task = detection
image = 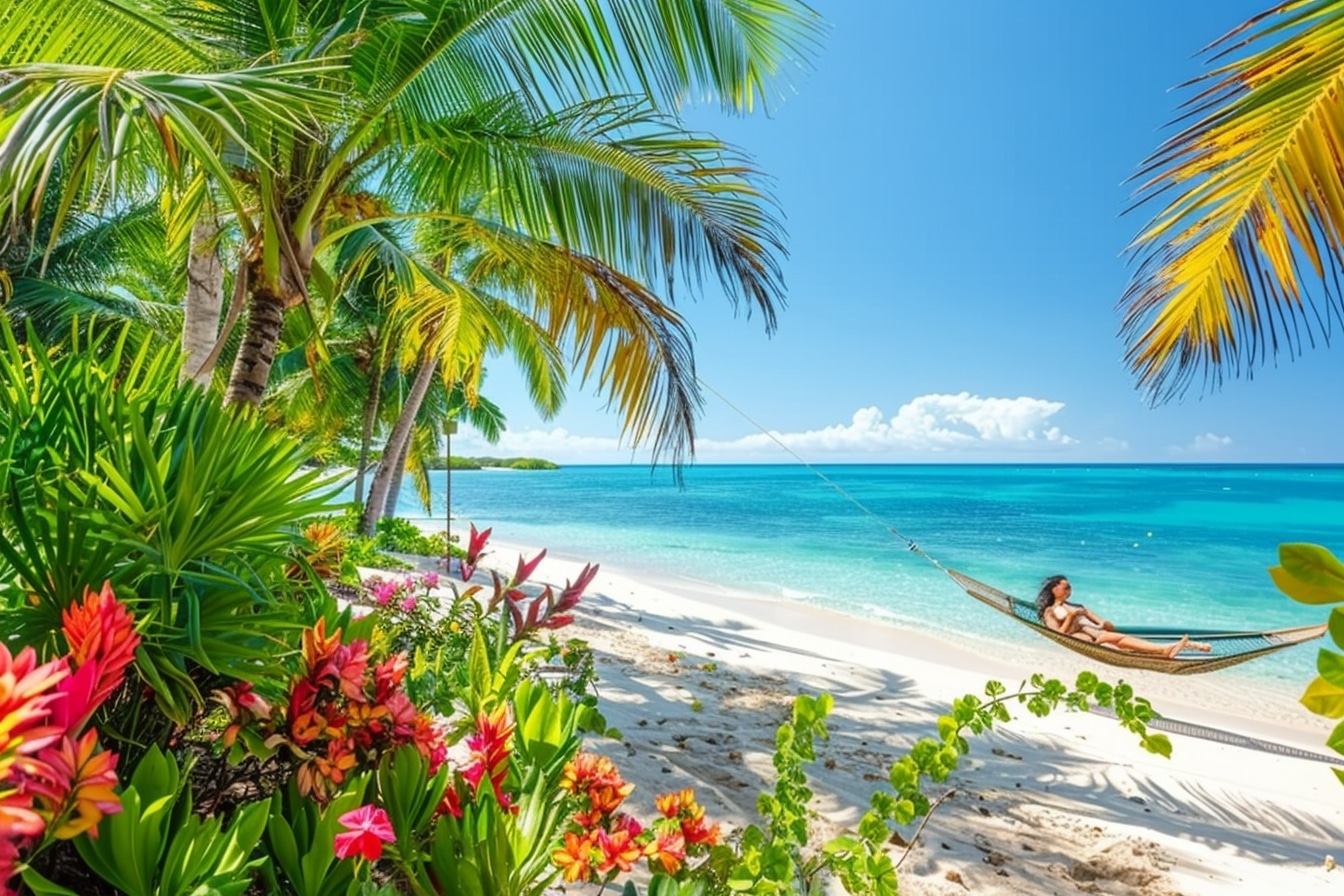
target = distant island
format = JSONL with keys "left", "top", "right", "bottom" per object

{"left": 427, "top": 456, "right": 559, "bottom": 471}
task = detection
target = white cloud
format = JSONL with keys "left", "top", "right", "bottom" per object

{"left": 1168, "top": 432, "right": 1233, "bottom": 456}
{"left": 454, "top": 392, "right": 1080, "bottom": 463}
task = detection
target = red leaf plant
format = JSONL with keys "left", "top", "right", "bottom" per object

{"left": 0, "top": 583, "right": 140, "bottom": 893}
{"left": 552, "top": 752, "right": 719, "bottom": 886}
{"left": 457, "top": 524, "right": 492, "bottom": 582}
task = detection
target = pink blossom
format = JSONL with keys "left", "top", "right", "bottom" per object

{"left": 333, "top": 804, "right": 396, "bottom": 862}
{"left": 371, "top": 581, "right": 398, "bottom": 607}
{"left": 400, "top": 597, "right": 417, "bottom": 613}
{"left": 419, "top": 572, "right": 439, "bottom": 590}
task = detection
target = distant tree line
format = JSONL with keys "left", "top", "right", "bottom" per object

{"left": 428, "top": 456, "right": 560, "bottom": 471}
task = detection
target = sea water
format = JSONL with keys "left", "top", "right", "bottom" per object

{"left": 383, "top": 464, "right": 1344, "bottom": 691}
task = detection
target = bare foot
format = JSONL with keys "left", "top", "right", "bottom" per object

{"left": 1164, "top": 635, "right": 1191, "bottom": 659}
{"left": 1165, "top": 635, "right": 1212, "bottom": 658}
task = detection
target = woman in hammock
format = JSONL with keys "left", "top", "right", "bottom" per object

{"left": 1035, "top": 575, "right": 1211, "bottom": 659}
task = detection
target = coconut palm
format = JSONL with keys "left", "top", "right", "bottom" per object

{"left": 1122, "top": 0, "right": 1344, "bottom": 400}
{"left": 0, "top": 0, "right": 820, "bottom": 469}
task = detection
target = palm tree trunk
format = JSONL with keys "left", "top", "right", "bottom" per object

{"left": 180, "top": 217, "right": 224, "bottom": 388}
{"left": 353, "top": 363, "right": 383, "bottom": 506}
{"left": 224, "top": 287, "right": 286, "bottom": 407}
{"left": 362, "top": 354, "right": 438, "bottom": 535}
{"left": 382, "top": 429, "right": 414, "bottom": 522}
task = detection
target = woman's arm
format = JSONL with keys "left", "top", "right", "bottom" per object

{"left": 1079, "top": 606, "right": 1115, "bottom": 631}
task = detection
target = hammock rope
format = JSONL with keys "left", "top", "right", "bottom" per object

{"left": 697, "top": 379, "right": 1327, "bottom": 674}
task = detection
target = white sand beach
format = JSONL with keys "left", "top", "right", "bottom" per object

{"left": 449, "top": 535, "right": 1344, "bottom": 895}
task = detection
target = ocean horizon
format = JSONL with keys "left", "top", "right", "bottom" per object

{"left": 376, "top": 462, "right": 1344, "bottom": 694}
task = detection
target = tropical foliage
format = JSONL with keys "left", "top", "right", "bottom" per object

{"left": 1271, "top": 543, "right": 1344, "bottom": 777}
{"left": 0, "top": 0, "right": 821, "bottom": 480}
{"left": 1123, "top": 0, "right": 1344, "bottom": 400}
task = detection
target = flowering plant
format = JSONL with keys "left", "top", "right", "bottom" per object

{"left": 551, "top": 754, "right": 720, "bottom": 887}
{"left": 214, "top": 617, "right": 445, "bottom": 803}
{"left": 1, "top": 583, "right": 138, "bottom": 892}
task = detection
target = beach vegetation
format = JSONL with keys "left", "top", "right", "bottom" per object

{"left": 1271, "top": 542, "right": 1344, "bottom": 780}
{"left": 0, "top": 0, "right": 819, "bottom": 483}
{"left": 1122, "top": 2, "right": 1344, "bottom": 401}
{"left": 593, "top": 673, "right": 1167, "bottom": 896}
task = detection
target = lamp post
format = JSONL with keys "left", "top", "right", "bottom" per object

{"left": 444, "top": 419, "right": 457, "bottom": 571}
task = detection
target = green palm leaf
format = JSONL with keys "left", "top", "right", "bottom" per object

{"left": 1122, "top": 0, "right": 1344, "bottom": 399}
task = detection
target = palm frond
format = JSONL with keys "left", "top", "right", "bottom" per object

{"left": 394, "top": 96, "right": 786, "bottom": 327}
{"left": 348, "top": 0, "right": 819, "bottom": 130}
{"left": 1122, "top": 0, "right": 1344, "bottom": 400}
{"left": 0, "top": 0, "right": 212, "bottom": 69}
{"left": 0, "top": 61, "right": 343, "bottom": 253}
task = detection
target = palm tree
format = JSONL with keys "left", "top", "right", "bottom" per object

{"left": 0, "top": 0, "right": 820, "bottom": 468}
{"left": 1122, "top": 1, "right": 1344, "bottom": 400}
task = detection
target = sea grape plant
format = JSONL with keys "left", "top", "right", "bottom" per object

{"left": 615, "top": 673, "right": 1168, "bottom": 896}
{"left": 1270, "top": 542, "right": 1344, "bottom": 778}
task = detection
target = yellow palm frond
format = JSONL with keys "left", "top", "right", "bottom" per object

{"left": 1122, "top": 0, "right": 1344, "bottom": 400}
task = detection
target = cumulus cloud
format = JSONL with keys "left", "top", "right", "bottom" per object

{"left": 1169, "top": 432, "right": 1232, "bottom": 456}
{"left": 453, "top": 392, "right": 1080, "bottom": 463}
{"left": 699, "top": 393, "right": 1076, "bottom": 459}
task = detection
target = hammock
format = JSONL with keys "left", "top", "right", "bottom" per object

{"left": 696, "top": 380, "right": 1329, "bottom": 675}
{"left": 947, "top": 569, "right": 1327, "bottom": 675}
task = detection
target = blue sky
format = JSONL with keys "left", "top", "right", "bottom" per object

{"left": 457, "top": 1, "right": 1344, "bottom": 465}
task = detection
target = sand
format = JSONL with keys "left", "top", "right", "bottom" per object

{"left": 418, "top": 536, "right": 1344, "bottom": 895}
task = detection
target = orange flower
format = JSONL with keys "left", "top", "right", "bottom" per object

{"left": 646, "top": 824, "right": 687, "bottom": 874}
{"left": 679, "top": 811, "right": 720, "bottom": 848}
{"left": 594, "top": 826, "right": 643, "bottom": 874}
{"left": 654, "top": 787, "right": 695, "bottom": 819}
{"left": 33, "top": 730, "right": 122, "bottom": 839}
{"left": 60, "top": 582, "right": 140, "bottom": 715}
{"left": 552, "top": 831, "right": 596, "bottom": 883}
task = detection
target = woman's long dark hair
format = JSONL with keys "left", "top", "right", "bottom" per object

{"left": 1035, "top": 575, "right": 1067, "bottom": 620}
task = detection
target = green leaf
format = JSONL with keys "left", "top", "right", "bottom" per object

{"left": 1327, "top": 720, "right": 1344, "bottom": 756}
{"left": 1301, "top": 675, "right": 1344, "bottom": 718}
{"left": 1329, "top": 608, "right": 1344, "bottom": 651}
{"left": 19, "top": 867, "right": 83, "bottom": 896}
{"left": 1319, "top": 650, "right": 1344, "bottom": 689}
{"left": 1272, "top": 544, "right": 1344, "bottom": 604}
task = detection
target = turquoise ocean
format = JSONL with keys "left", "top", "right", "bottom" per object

{"left": 387, "top": 464, "right": 1344, "bottom": 692}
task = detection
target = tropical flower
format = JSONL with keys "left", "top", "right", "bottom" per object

{"left": 646, "top": 824, "right": 688, "bottom": 874}
{"left": 459, "top": 524, "right": 492, "bottom": 581}
{"left": 462, "top": 704, "right": 515, "bottom": 808}
{"left": 552, "top": 830, "right": 596, "bottom": 883}
{"left": 333, "top": 804, "right": 396, "bottom": 862}
{"left": 37, "top": 730, "right": 121, "bottom": 839}
{"left": 594, "top": 825, "right": 644, "bottom": 874}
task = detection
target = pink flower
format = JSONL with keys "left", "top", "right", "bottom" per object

{"left": 333, "top": 804, "right": 396, "bottom": 862}
{"left": 400, "top": 597, "right": 417, "bottom": 614}
{"left": 419, "top": 572, "right": 439, "bottom": 590}
{"left": 371, "top": 581, "right": 398, "bottom": 607}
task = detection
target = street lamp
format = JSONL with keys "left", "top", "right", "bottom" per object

{"left": 444, "top": 419, "right": 457, "bottom": 572}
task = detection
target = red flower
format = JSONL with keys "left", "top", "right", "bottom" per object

{"left": 594, "top": 826, "right": 643, "bottom": 874}
{"left": 333, "top": 804, "right": 396, "bottom": 862}
{"left": 462, "top": 704, "right": 514, "bottom": 805}
{"left": 459, "top": 524, "right": 492, "bottom": 581}
{"left": 54, "top": 583, "right": 140, "bottom": 733}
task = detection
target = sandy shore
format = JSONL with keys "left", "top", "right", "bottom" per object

{"left": 433, "top": 535, "right": 1344, "bottom": 895}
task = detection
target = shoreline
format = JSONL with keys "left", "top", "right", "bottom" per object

{"left": 428, "top": 529, "right": 1344, "bottom": 894}
{"left": 482, "top": 534, "right": 1333, "bottom": 753}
